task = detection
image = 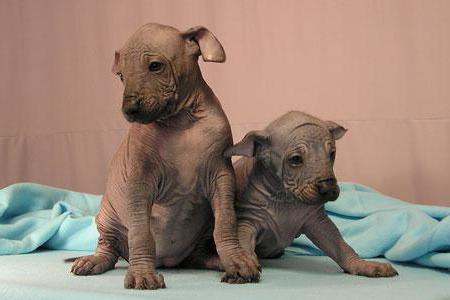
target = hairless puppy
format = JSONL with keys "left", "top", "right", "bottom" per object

{"left": 70, "top": 23, "right": 260, "bottom": 289}
{"left": 224, "top": 111, "right": 398, "bottom": 278}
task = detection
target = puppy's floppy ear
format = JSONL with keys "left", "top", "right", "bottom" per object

{"left": 181, "top": 26, "right": 226, "bottom": 63}
{"left": 111, "top": 51, "right": 120, "bottom": 74}
{"left": 325, "top": 120, "right": 347, "bottom": 140}
{"left": 224, "top": 130, "right": 270, "bottom": 158}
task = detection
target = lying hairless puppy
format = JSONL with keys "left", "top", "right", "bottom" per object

{"left": 70, "top": 23, "right": 260, "bottom": 289}
{"left": 224, "top": 111, "right": 398, "bottom": 278}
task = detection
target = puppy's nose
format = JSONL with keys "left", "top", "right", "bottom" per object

{"left": 315, "top": 178, "right": 339, "bottom": 201}
{"left": 123, "top": 98, "right": 141, "bottom": 115}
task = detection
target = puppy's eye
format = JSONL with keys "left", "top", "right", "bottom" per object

{"left": 330, "top": 150, "right": 336, "bottom": 161}
{"left": 149, "top": 61, "right": 163, "bottom": 72}
{"left": 116, "top": 72, "right": 123, "bottom": 82}
{"left": 289, "top": 155, "right": 303, "bottom": 166}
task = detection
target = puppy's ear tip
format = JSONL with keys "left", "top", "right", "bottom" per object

{"left": 202, "top": 52, "right": 226, "bottom": 63}
{"left": 112, "top": 50, "right": 121, "bottom": 73}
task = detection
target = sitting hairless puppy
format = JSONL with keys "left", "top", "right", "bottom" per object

{"left": 224, "top": 111, "right": 398, "bottom": 278}
{"left": 70, "top": 23, "right": 260, "bottom": 289}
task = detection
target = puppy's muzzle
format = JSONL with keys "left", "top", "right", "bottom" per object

{"left": 315, "top": 178, "right": 339, "bottom": 202}
{"left": 122, "top": 97, "right": 142, "bottom": 122}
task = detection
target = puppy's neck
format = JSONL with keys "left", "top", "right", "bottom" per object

{"left": 156, "top": 83, "right": 211, "bottom": 128}
{"left": 155, "top": 92, "right": 202, "bottom": 128}
{"left": 250, "top": 160, "right": 293, "bottom": 204}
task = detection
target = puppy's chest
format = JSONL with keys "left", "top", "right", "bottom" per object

{"left": 156, "top": 128, "right": 219, "bottom": 195}
{"left": 262, "top": 204, "right": 315, "bottom": 246}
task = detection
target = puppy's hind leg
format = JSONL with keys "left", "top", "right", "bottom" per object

{"left": 71, "top": 197, "right": 124, "bottom": 276}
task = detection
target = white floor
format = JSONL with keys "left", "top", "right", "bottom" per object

{"left": 0, "top": 250, "right": 448, "bottom": 300}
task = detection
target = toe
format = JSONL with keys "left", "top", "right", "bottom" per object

{"left": 142, "top": 275, "right": 157, "bottom": 290}
{"left": 251, "top": 273, "right": 260, "bottom": 282}
{"left": 156, "top": 273, "right": 166, "bottom": 288}
{"left": 124, "top": 275, "right": 135, "bottom": 289}
{"left": 91, "top": 263, "right": 108, "bottom": 274}
{"left": 384, "top": 264, "right": 399, "bottom": 277}
{"left": 134, "top": 275, "right": 146, "bottom": 289}
{"left": 235, "top": 277, "right": 247, "bottom": 284}
{"left": 73, "top": 259, "right": 92, "bottom": 275}
{"left": 221, "top": 273, "right": 235, "bottom": 284}
{"left": 72, "top": 262, "right": 85, "bottom": 275}
{"left": 226, "top": 276, "right": 238, "bottom": 284}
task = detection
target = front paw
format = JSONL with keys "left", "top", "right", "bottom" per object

{"left": 220, "top": 250, "right": 261, "bottom": 284}
{"left": 345, "top": 260, "right": 398, "bottom": 278}
{"left": 124, "top": 268, "right": 166, "bottom": 290}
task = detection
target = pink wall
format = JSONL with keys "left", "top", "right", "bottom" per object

{"left": 1, "top": 0, "right": 449, "bottom": 206}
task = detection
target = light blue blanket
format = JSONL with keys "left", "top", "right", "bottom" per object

{"left": 1, "top": 182, "right": 449, "bottom": 269}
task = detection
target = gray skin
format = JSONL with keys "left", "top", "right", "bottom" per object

{"left": 70, "top": 23, "right": 260, "bottom": 289}
{"left": 224, "top": 111, "right": 399, "bottom": 278}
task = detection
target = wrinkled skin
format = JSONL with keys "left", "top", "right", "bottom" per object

{"left": 224, "top": 111, "right": 399, "bottom": 278}
{"left": 71, "top": 23, "right": 260, "bottom": 289}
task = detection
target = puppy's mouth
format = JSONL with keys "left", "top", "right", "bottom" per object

{"left": 123, "top": 111, "right": 158, "bottom": 124}
{"left": 122, "top": 99, "right": 165, "bottom": 124}
{"left": 122, "top": 95, "right": 182, "bottom": 125}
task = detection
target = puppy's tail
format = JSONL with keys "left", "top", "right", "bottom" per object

{"left": 64, "top": 256, "right": 124, "bottom": 263}
{"left": 64, "top": 257, "right": 79, "bottom": 263}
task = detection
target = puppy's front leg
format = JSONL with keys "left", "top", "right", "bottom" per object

{"left": 124, "top": 180, "right": 166, "bottom": 290}
{"left": 211, "top": 163, "right": 261, "bottom": 284}
{"left": 303, "top": 207, "right": 398, "bottom": 278}
{"left": 238, "top": 222, "right": 258, "bottom": 259}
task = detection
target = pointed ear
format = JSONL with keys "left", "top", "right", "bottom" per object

{"left": 325, "top": 121, "right": 348, "bottom": 140}
{"left": 224, "top": 130, "right": 270, "bottom": 158}
{"left": 181, "top": 26, "right": 226, "bottom": 63}
{"left": 111, "top": 51, "right": 120, "bottom": 74}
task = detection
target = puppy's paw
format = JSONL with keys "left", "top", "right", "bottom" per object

{"left": 220, "top": 250, "right": 261, "bottom": 284}
{"left": 71, "top": 255, "right": 115, "bottom": 276}
{"left": 346, "top": 260, "right": 398, "bottom": 278}
{"left": 124, "top": 269, "right": 166, "bottom": 290}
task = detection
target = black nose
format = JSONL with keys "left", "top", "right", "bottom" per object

{"left": 123, "top": 98, "right": 141, "bottom": 115}
{"left": 315, "top": 178, "right": 339, "bottom": 201}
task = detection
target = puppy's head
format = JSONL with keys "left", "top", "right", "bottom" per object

{"left": 112, "top": 23, "right": 225, "bottom": 124}
{"left": 225, "top": 111, "right": 347, "bottom": 205}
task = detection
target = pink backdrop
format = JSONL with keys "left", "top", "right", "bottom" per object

{"left": 1, "top": 0, "right": 449, "bottom": 206}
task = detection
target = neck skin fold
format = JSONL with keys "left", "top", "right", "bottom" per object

{"left": 249, "top": 160, "right": 288, "bottom": 202}
{"left": 140, "top": 71, "right": 213, "bottom": 130}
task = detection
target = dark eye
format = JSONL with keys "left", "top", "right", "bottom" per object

{"left": 289, "top": 155, "right": 303, "bottom": 166}
{"left": 330, "top": 150, "right": 336, "bottom": 161}
{"left": 149, "top": 61, "right": 163, "bottom": 72}
{"left": 116, "top": 72, "right": 123, "bottom": 82}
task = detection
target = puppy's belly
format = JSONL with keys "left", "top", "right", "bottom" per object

{"left": 150, "top": 196, "right": 212, "bottom": 267}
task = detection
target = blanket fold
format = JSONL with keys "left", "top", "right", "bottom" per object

{"left": 1, "top": 182, "right": 449, "bottom": 269}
